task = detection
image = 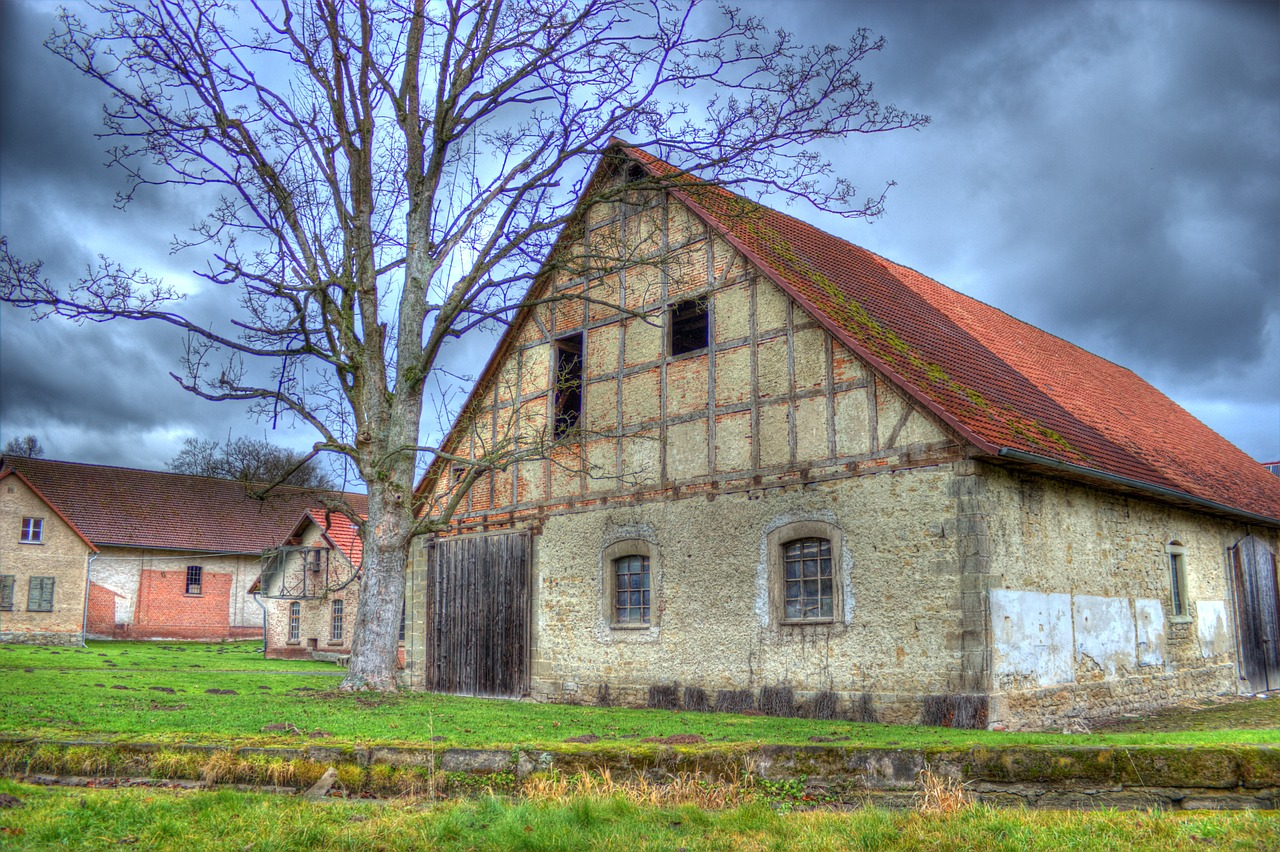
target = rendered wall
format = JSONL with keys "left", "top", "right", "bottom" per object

{"left": 980, "top": 464, "right": 1268, "bottom": 729}
{"left": 525, "top": 465, "right": 969, "bottom": 724}
{"left": 0, "top": 475, "right": 90, "bottom": 645}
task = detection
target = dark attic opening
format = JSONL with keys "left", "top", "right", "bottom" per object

{"left": 669, "top": 297, "right": 709, "bottom": 356}
{"left": 554, "top": 332, "right": 584, "bottom": 439}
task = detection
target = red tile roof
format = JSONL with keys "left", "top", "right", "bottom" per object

{"left": 301, "top": 509, "right": 364, "bottom": 567}
{"left": 0, "top": 467, "right": 98, "bottom": 552}
{"left": 619, "top": 143, "right": 1280, "bottom": 523}
{"left": 1, "top": 456, "right": 368, "bottom": 553}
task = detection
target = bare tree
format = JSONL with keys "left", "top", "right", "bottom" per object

{"left": 168, "top": 436, "right": 335, "bottom": 489}
{"left": 0, "top": 0, "right": 926, "bottom": 690}
{"left": 2, "top": 435, "right": 45, "bottom": 458}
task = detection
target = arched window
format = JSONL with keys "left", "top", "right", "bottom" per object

{"left": 602, "top": 538, "right": 658, "bottom": 629}
{"left": 782, "top": 537, "right": 834, "bottom": 621}
{"left": 767, "top": 520, "right": 845, "bottom": 625}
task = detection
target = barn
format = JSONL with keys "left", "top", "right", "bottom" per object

{"left": 405, "top": 143, "right": 1280, "bottom": 729}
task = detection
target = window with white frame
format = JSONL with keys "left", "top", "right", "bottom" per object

{"left": 767, "top": 520, "right": 844, "bottom": 625}
{"left": 20, "top": 517, "right": 43, "bottom": 543}
{"left": 1167, "top": 541, "right": 1190, "bottom": 619}
{"left": 331, "top": 598, "right": 344, "bottom": 642}
{"left": 288, "top": 601, "right": 301, "bottom": 642}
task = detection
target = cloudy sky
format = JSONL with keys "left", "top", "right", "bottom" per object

{"left": 1, "top": 0, "right": 1277, "bottom": 477}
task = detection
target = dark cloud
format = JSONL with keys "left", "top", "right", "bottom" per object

{"left": 2, "top": 0, "right": 1277, "bottom": 470}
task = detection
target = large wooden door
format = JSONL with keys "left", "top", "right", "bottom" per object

{"left": 1229, "top": 535, "right": 1280, "bottom": 693}
{"left": 423, "top": 531, "right": 532, "bottom": 698}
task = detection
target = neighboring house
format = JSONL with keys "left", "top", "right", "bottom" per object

{"left": 406, "top": 142, "right": 1280, "bottom": 729}
{"left": 0, "top": 456, "right": 367, "bottom": 642}
{"left": 1265, "top": 461, "right": 1280, "bottom": 477}
{"left": 0, "top": 467, "right": 98, "bottom": 644}
{"left": 256, "top": 510, "right": 363, "bottom": 660}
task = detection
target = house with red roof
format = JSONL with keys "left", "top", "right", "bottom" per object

{"left": 408, "top": 143, "right": 1280, "bottom": 729}
{"left": 0, "top": 467, "right": 98, "bottom": 644}
{"left": 256, "top": 510, "right": 365, "bottom": 660}
{"left": 0, "top": 456, "right": 367, "bottom": 643}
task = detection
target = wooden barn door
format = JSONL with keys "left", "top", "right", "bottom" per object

{"left": 1229, "top": 536, "right": 1280, "bottom": 693}
{"left": 423, "top": 531, "right": 532, "bottom": 698}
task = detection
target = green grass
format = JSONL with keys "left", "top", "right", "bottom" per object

{"left": 2, "top": 641, "right": 1278, "bottom": 751}
{"left": 0, "top": 780, "right": 1276, "bottom": 851}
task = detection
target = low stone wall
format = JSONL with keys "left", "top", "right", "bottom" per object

{"left": 4, "top": 738, "right": 1275, "bottom": 810}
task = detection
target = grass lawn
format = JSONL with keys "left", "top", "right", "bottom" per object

{"left": 1, "top": 779, "right": 1277, "bottom": 851}
{"left": 2, "top": 640, "right": 1278, "bottom": 751}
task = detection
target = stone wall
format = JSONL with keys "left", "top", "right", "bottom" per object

{"left": 981, "top": 463, "right": 1270, "bottom": 729}
{"left": 0, "top": 473, "right": 91, "bottom": 645}
{"left": 522, "top": 463, "right": 971, "bottom": 724}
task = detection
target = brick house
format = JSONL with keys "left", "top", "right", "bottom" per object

{"left": 0, "top": 467, "right": 97, "bottom": 644}
{"left": 405, "top": 143, "right": 1280, "bottom": 729}
{"left": 0, "top": 456, "right": 366, "bottom": 642}
{"left": 256, "top": 510, "right": 363, "bottom": 660}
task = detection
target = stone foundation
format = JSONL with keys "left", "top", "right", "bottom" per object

{"left": 0, "top": 630, "right": 81, "bottom": 646}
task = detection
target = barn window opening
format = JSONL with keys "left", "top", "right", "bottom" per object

{"left": 330, "top": 598, "right": 344, "bottom": 642}
{"left": 553, "top": 333, "right": 584, "bottom": 439}
{"left": 669, "top": 298, "right": 708, "bottom": 356}
{"left": 782, "top": 537, "right": 834, "bottom": 622}
{"left": 288, "top": 601, "right": 301, "bottom": 642}
{"left": 1167, "top": 541, "right": 1189, "bottom": 618}
{"left": 614, "top": 555, "right": 651, "bottom": 625}
{"left": 185, "top": 565, "right": 203, "bottom": 596}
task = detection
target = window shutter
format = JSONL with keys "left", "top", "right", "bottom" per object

{"left": 27, "top": 577, "right": 54, "bottom": 612}
{"left": 0, "top": 575, "right": 14, "bottom": 611}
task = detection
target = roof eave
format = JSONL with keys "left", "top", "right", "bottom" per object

{"left": 994, "top": 447, "right": 1280, "bottom": 528}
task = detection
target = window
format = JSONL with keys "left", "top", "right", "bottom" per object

{"left": 399, "top": 601, "right": 406, "bottom": 642}
{"left": 1167, "top": 541, "right": 1189, "bottom": 619}
{"left": 185, "top": 565, "right": 203, "bottom": 596}
{"left": 614, "top": 555, "right": 651, "bottom": 625}
{"left": 27, "top": 576, "right": 54, "bottom": 612}
{"left": 20, "top": 517, "right": 43, "bottom": 543}
{"left": 0, "top": 575, "right": 14, "bottom": 611}
{"left": 288, "top": 601, "right": 301, "bottom": 642}
{"left": 767, "top": 521, "right": 844, "bottom": 625}
{"left": 668, "top": 298, "right": 709, "bottom": 356}
{"left": 783, "top": 538, "right": 834, "bottom": 621}
{"left": 331, "top": 599, "right": 344, "bottom": 642}
{"left": 602, "top": 538, "right": 658, "bottom": 630}
{"left": 553, "top": 333, "right": 584, "bottom": 439}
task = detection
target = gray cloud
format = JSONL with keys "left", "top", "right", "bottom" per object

{"left": 2, "top": 0, "right": 1277, "bottom": 472}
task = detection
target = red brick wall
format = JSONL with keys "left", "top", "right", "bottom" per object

{"left": 86, "top": 583, "right": 122, "bottom": 636}
{"left": 131, "top": 567, "right": 246, "bottom": 640}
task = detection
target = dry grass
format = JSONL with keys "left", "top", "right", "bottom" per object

{"left": 522, "top": 764, "right": 754, "bottom": 808}
{"left": 914, "top": 768, "right": 970, "bottom": 814}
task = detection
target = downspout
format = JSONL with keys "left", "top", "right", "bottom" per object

{"left": 81, "top": 553, "right": 95, "bottom": 647}
{"left": 252, "top": 590, "right": 268, "bottom": 658}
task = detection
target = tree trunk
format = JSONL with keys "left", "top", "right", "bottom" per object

{"left": 340, "top": 532, "right": 409, "bottom": 691}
